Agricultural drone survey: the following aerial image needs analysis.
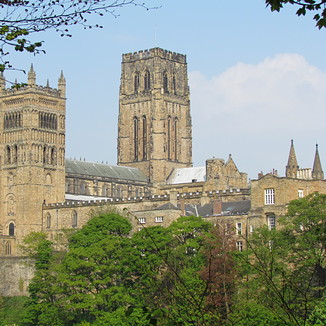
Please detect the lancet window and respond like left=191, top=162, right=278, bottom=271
left=134, top=72, right=140, bottom=93
left=134, top=117, right=139, bottom=161
left=4, top=112, right=22, bottom=129
left=39, top=112, right=57, bottom=130
left=144, top=71, right=150, bottom=91
left=142, top=115, right=147, bottom=160
left=163, top=72, right=168, bottom=93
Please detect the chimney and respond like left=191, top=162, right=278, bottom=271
left=213, top=199, right=222, bottom=215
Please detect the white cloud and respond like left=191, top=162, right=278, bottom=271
left=189, top=54, right=326, bottom=178
left=189, top=54, right=326, bottom=132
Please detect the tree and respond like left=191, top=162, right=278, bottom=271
left=232, top=193, right=326, bottom=326
left=20, top=232, right=64, bottom=326
left=265, top=1, right=326, bottom=29
left=0, top=0, right=152, bottom=72
left=199, top=223, right=237, bottom=322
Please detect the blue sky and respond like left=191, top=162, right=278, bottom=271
left=4, top=0, right=326, bottom=179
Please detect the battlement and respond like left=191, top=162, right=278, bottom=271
left=122, top=47, right=186, bottom=64
left=0, top=84, right=62, bottom=98
left=43, top=188, right=250, bottom=210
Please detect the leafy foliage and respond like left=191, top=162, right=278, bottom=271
left=232, top=193, right=326, bottom=326
left=19, top=195, right=326, bottom=325
left=265, top=0, right=326, bottom=29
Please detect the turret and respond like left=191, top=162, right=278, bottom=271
left=0, top=72, right=5, bottom=93
left=312, top=144, right=324, bottom=180
left=286, top=139, right=299, bottom=178
left=58, top=71, right=66, bottom=97
left=27, top=64, right=36, bottom=86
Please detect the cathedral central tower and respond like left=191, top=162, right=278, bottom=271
left=117, top=48, right=192, bottom=184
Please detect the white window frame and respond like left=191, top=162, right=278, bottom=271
left=155, top=216, right=163, bottom=223
left=298, top=189, right=304, bottom=198
left=267, top=214, right=276, bottom=230
left=249, top=225, right=254, bottom=233
left=236, top=222, right=242, bottom=235
left=264, top=188, right=275, bottom=205
left=139, top=217, right=146, bottom=224
left=236, top=241, right=243, bottom=252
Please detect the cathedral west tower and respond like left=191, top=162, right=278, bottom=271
left=117, top=48, right=192, bottom=184
left=0, top=67, right=66, bottom=254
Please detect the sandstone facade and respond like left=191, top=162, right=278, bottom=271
left=0, top=48, right=325, bottom=296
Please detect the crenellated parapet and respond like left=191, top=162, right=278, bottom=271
left=122, top=47, right=186, bottom=64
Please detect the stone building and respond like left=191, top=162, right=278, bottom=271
left=0, top=48, right=325, bottom=296
left=0, top=48, right=249, bottom=259
left=249, top=140, right=325, bottom=231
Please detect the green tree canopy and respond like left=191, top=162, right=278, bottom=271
left=265, top=0, right=326, bottom=29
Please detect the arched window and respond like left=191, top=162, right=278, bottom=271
left=172, top=74, right=177, bottom=94
left=13, top=145, right=18, bottom=163
left=134, top=72, right=140, bottom=93
left=5, top=241, right=11, bottom=255
left=167, top=116, right=171, bottom=160
left=5, top=146, right=11, bottom=164
left=142, top=116, right=147, bottom=160
left=163, top=72, right=168, bottom=93
left=144, top=71, right=150, bottom=91
left=43, top=146, right=47, bottom=164
left=50, top=147, right=56, bottom=165
left=174, top=118, right=178, bottom=161
left=9, top=223, right=15, bottom=236
left=134, top=117, right=139, bottom=161
left=46, top=213, right=51, bottom=229
left=72, top=211, right=78, bottom=228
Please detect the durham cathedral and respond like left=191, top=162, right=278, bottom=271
left=0, top=48, right=325, bottom=296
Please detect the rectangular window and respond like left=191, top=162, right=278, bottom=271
left=139, top=217, right=146, bottom=224
left=155, top=216, right=163, bottom=223
left=236, top=222, right=242, bottom=235
left=236, top=241, right=243, bottom=252
left=250, top=225, right=254, bottom=233
left=298, top=189, right=304, bottom=198
left=264, top=188, right=275, bottom=205
left=268, top=215, right=276, bottom=230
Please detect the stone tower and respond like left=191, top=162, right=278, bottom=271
left=0, top=66, right=66, bottom=255
left=286, top=139, right=299, bottom=178
left=117, top=48, right=192, bottom=184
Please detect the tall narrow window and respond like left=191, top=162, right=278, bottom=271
left=144, top=71, right=150, bottom=91
left=264, top=188, right=275, bottom=205
left=9, top=223, right=15, bottom=236
left=5, top=146, right=11, bottom=164
left=46, top=213, right=51, bottom=229
left=5, top=241, right=11, bottom=255
left=72, top=211, right=78, bottom=228
left=236, top=222, right=242, bottom=235
left=267, top=214, right=276, bottom=230
left=163, top=72, right=168, bottom=93
left=134, top=72, right=140, bottom=93
left=50, top=147, right=56, bottom=165
left=134, top=117, right=139, bottom=161
left=167, top=116, right=171, bottom=160
left=172, top=74, right=177, bottom=94
left=43, top=146, right=47, bottom=164
left=142, top=116, right=147, bottom=160
left=174, top=118, right=178, bottom=161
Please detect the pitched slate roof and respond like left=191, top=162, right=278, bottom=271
left=65, top=159, right=148, bottom=182
left=184, top=200, right=251, bottom=217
